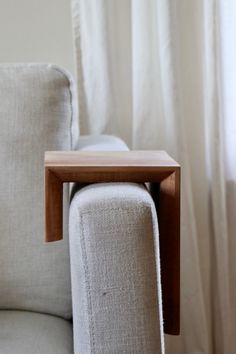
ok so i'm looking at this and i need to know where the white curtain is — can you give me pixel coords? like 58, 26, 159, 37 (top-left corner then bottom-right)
71, 1, 236, 353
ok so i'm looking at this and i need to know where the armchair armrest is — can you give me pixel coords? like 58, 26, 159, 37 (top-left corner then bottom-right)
69, 183, 164, 353
44, 150, 180, 335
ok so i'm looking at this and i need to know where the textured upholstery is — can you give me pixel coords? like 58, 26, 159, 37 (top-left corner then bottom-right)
76, 134, 129, 151
69, 182, 164, 353
0, 311, 73, 354
0, 65, 164, 353
0, 64, 78, 318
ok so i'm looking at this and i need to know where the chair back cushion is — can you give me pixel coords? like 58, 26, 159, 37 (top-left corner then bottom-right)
0, 64, 78, 318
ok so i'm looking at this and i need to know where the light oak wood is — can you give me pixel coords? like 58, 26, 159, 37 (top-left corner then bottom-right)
44, 150, 180, 335
45, 150, 179, 167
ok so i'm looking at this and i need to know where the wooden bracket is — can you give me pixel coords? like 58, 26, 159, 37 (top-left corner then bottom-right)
44, 150, 180, 335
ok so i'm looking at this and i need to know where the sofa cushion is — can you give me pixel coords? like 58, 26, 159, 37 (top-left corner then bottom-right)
0, 64, 78, 318
0, 311, 73, 354
76, 134, 129, 151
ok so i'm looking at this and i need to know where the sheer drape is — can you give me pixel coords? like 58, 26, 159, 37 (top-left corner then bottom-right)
71, 0, 236, 352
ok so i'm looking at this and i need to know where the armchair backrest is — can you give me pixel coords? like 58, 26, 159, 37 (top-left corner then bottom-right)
0, 64, 78, 318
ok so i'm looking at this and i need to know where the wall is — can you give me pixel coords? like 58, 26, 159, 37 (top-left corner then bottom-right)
0, 0, 75, 75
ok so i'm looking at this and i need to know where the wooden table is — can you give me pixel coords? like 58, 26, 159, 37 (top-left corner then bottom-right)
44, 150, 180, 335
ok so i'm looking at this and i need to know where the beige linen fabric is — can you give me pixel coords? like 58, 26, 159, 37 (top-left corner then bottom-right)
0, 310, 73, 354
0, 64, 78, 318
76, 134, 129, 151
69, 182, 164, 354
0, 64, 164, 353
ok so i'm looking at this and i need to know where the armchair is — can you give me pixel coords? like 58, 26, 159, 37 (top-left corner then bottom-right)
0, 64, 179, 353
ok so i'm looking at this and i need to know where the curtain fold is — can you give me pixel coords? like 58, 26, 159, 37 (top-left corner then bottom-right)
71, 0, 236, 352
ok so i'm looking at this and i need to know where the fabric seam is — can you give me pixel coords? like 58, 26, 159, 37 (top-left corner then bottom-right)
80, 213, 96, 353
74, 206, 151, 216
48, 65, 74, 150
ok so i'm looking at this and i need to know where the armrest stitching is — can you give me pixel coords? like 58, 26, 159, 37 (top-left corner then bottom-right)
77, 205, 150, 215
80, 213, 96, 353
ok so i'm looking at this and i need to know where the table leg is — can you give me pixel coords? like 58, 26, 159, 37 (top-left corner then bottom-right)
151, 169, 180, 335
45, 169, 63, 242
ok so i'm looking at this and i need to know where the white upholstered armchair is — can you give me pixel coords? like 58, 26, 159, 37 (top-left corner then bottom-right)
0, 64, 179, 353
